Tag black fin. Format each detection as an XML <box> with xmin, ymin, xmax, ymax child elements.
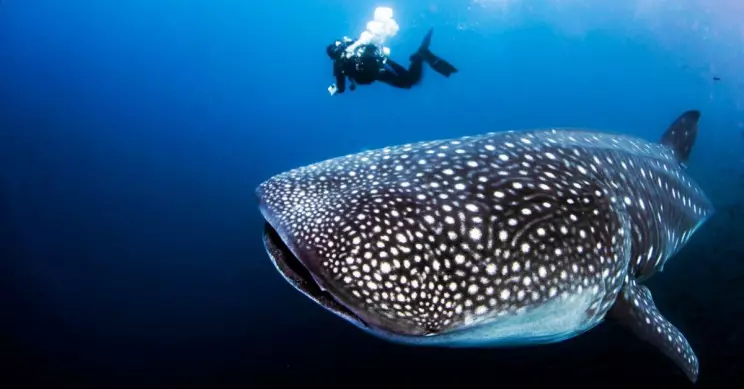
<box><xmin>659</xmin><ymin>110</ymin><xmax>700</xmax><ymax>163</ymax></box>
<box><xmin>419</xmin><ymin>28</ymin><xmax>433</xmax><ymax>52</ymax></box>
<box><xmin>426</xmin><ymin>55</ymin><xmax>458</xmax><ymax>77</ymax></box>
<box><xmin>415</xmin><ymin>28</ymin><xmax>458</xmax><ymax>77</ymax></box>
<box><xmin>609</xmin><ymin>279</ymin><xmax>699</xmax><ymax>383</ymax></box>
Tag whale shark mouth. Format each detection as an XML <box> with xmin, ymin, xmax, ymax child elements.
<box><xmin>262</xmin><ymin>222</ymin><xmax>368</xmax><ymax>328</ymax></box>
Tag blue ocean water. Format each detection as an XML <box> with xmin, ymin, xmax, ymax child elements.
<box><xmin>1</xmin><ymin>0</ymin><xmax>743</xmax><ymax>387</ymax></box>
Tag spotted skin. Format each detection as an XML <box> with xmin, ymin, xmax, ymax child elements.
<box><xmin>257</xmin><ymin>110</ymin><xmax>712</xmax><ymax>382</ymax></box>
<box><xmin>611</xmin><ymin>278</ymin><xmax>699</xmax><ymax>382</ymax></box>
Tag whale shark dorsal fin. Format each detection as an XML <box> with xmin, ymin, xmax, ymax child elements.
<box><xmin>660</xmin><ymin>110</ymin><xmax>700</xmax><ymax>164</ymax></box>
<box><xmin>609</xmin><ymin>279</ymin><xmax>699</xmax><ymax>383</ymax></box>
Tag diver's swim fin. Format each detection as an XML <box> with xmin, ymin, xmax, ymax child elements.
<box><xmin>414</xmin><ymin>28</ymin><xmax>458</xmax><ymax>77</ymax></box>
<box><xmin>425</xmin><ymin>54</ymin><xmax>458</xmax><ymax>77</ymax></box>
<box><xmin>410</xmin><ymin>28</ymin><xmax>433</xmax><ymax>62</ymax></box>
<box><xmin>419</xmin><ymin>28</ymin><xmax>433</xmax><ymax>52</ymax></box>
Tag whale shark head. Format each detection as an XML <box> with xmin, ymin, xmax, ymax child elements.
<box><xmin>256</xmin><ymin>110</ymin><xmax>713</xmax><ymax>382</ymax></box>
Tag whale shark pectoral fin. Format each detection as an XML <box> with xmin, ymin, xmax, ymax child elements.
<box><xmin>609</xmin><ymin>279</ymin><xmax>699</xmax><ymax>383</ymax></box>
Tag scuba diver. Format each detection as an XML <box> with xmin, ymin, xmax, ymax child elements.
<box><xmin>326</xmin><ymin>28</ymin><xmax>458</xmax><ymax>96</ymax></box>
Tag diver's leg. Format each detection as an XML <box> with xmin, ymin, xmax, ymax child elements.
<box><xmin>403</xmin><ymin>58</ymin><xmax>423</xmax><ymax>86</ymax></box>
<box><xmin>377</xmin><ymin>67</ymin><xmax>409</xmax><ymax>88</ymax></box>
<box><xmin>378</xmin><ymin>58</ymin><xmax>423</xmax><ymax>89</ymax></box>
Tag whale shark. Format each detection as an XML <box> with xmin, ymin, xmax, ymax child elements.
<box><xmin>256</xmin><ymin>110</ymin><xmax>713</xmax><ymax>383</ymax></box>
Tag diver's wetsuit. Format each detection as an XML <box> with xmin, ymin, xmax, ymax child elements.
<box><xmin>327</xmin><ymin>29</ymin><xmax>456</xmax><ymax>95</ymax></box>
<box><xmin>332</xmin><ymin>45</ymin><xmax>424</xmax><ymax>93</ymax></box>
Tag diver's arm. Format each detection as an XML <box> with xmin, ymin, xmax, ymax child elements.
<box><xmin>333</xmin><ymin>61</ymin><xmax>346</xmax><ymax>94</ymax></box>
<box><xmin>336</xmin><ymin>74</ymin><xmax>346</xmax><ymax>94</ymax></box>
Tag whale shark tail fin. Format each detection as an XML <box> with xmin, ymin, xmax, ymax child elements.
<box><xmin>660</xmin><ymin>110</ymin><xmax>700</xmax><ymax>164</ymax></box>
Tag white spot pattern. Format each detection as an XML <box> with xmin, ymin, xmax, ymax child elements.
<box><xmin>257</xmin><ymin>128</ymin><xmax>712</xmax><ymax>371</ymax></box>
<box><xmin>614</xmin><ymin>280</ymin><xmax>699</xmax><ymax>382</ymax></box>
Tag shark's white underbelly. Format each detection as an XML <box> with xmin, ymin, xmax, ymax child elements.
<box><xmin>364</xmin><ymin>287</ymin><xmax>604</xmax><ymax>347</ymax></box>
